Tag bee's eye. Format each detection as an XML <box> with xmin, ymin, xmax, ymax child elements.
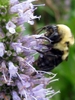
<box><xmin>45</xmin><ymin>28</ymin><xmax>53</xmax><ymax>37</ymax></box>
<box><xmin>46</xmin><ymin>27</ymin><xmax>54</xmax><ymax>33</ymax></box>
<box><xmin>49</xmin><ymin>28</ymin><xmax>54</xmax><ymax>33</ymax></box>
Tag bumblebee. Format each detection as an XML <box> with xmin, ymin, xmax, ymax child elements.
<box><xmin>34</xmin><ymin>24</ymin><xmax>74</xmax><ymax>71</ymax></box>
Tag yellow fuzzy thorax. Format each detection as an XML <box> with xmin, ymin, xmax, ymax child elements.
<box><xmin>57</xmin><ymin>24</ymin><xmax>74</xmax><ymax>45</ymax></box>
<box><xmin>53</xmin><ymin>24</ymin><xmax>74</xmax><ymax>60</ymax></box>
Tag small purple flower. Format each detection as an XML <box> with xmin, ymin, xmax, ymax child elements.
<box><xmin>0</xmin><ymin>42</ymin><xmax>5</xmax><ymax>57</ymax></box>
<box><xmin>11</xmin><ymin>42</ymin><xmax>23</xmax><ymax>54</ymax></box>
<box><xmin>10</xmin><ymin>0</ymin><xmax>35</xmax><ymax>13</ymax></box>
<box><xmin>12</xmin><ymin>91</ymin><xmax>21</xmax><ymax>100</ymax></box>
<box><xmin>8</xmin><ymin>61</ymin><xmax>18</xmax><ymax>79</ymax></box>
<box><xmin>10</xmin><ymin>0</ymin><xmax>41</xmax><ymax>25</ymax></box>
<box><xmin>18</xmin><ymin>9</ymin><xmax>41</xmax><ymax>25</ymax></box>
<box><xmin>6</xmin><ymin>21</ymin><xmax>16</xmax><ymax>34</ymax></box>
<box><xmin>15</xmin><ymin>71</ymin><xmax>59</xmax><ymax>100</ymax></box>
<box><xmin>10</xmin><ymin>0</ymin><xmax>19</xmax><ymax>5</ymax></box>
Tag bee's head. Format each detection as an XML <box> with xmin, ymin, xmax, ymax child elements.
<box><xmin>44</xmin><ymin>25</ymin><xmax>62</xmax><ymax>43</ymax></box>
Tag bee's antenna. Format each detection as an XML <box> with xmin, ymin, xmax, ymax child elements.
<box><xmin>33</xmin><ymin>24</ymin><xmax>51</xmax><ymax>34</ymax></box>
<box><xmin>34</xmin><ymin>26</ymin><xmax>45</xmax><ymax>34</ymax></box>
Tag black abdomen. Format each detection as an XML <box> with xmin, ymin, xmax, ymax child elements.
<box><xmin>37</xmin><ymin>49</ymin><xmax>64</xmax><ymax>71</ymax></box>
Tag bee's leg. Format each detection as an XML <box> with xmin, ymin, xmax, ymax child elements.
<box><xmin>34</xmin><ymin>48</ymin><xmax>56</xmax><ymax>57</ymax></box>
<box><xmin>33</xmin><ymin>49</ymin><xmax>44</xmax><ymax>54</ymax></box>
<box><xmin>48</xmin><ymin>53</ymin><xmax>57</xmax><ymax>57</ymax></box>
<box><xmin>36</xmin><ymin>36</ymin><xmax>52</xmax><ymax>43</ymax></box>
<box><xmin>39</xmin><ymin>43</ymin><xmax>52</xmax><ymax>48</ymax></box>
<box><xmin>35</xmin><ymin>26</ymin><xmax>46</xmax><ymax>34</ymax></box>
<box><xmin>34</xmin><ymin>48</ymin><xmax>52</xmax><ymax>55</ymax></box>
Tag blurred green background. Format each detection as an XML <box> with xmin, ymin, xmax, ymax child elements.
<box><xmin>24</xmin><ymin>0</ymin><xmax>75</xmax><ymax>100</ymax></box>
